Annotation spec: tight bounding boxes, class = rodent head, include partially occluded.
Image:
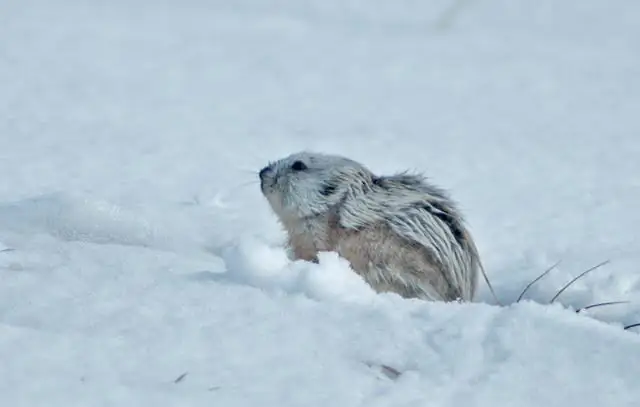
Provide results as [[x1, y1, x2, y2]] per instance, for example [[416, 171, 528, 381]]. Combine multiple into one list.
[[259, 151, 375, 220]]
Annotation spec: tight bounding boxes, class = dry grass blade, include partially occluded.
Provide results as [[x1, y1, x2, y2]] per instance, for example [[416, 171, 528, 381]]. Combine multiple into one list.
[[624, 323, 640, 331], [516, 260, 562, 303], [379, 364, 402, 380], [478, 262, 502, 306], [363, 361, 403, 380], [549, 259, 611, 304], [434, 0, 473, 31], [174, 372, 188, 384], [575, 300, 630, 313]]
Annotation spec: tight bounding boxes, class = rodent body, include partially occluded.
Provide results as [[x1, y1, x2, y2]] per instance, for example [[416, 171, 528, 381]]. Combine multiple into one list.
[[259, 151, 481, 302]]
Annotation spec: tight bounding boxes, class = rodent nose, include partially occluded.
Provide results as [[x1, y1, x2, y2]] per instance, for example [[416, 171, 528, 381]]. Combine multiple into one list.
[[259, 166, 272, 180]]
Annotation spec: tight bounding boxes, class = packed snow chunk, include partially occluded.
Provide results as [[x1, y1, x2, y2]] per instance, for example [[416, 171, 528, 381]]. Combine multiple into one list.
[[293, 251, 377, 304], [219, 235, 296, 290], [219, 237, 376, 303]]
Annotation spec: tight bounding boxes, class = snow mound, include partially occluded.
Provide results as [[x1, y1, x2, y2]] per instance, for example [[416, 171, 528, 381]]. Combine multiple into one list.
[[211, 237, 379, 304], [0, 192, 158, 247]]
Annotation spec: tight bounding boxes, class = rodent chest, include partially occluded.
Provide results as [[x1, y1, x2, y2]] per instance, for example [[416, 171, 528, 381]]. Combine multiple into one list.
[[289, 218, 336, 253]]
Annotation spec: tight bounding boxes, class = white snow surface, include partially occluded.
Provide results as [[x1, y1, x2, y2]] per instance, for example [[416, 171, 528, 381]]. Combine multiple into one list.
[[2, 0, 640, 405]]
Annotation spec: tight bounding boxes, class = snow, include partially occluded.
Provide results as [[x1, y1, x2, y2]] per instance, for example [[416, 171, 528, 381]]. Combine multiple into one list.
[[1, 0, 640, 405]]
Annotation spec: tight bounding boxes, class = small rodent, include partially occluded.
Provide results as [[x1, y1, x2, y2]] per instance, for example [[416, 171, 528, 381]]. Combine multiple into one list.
[[259, 151, 486, 302]]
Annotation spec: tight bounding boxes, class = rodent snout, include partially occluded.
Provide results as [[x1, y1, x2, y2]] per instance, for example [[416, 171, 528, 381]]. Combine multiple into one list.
[[259, 166, 272, 180], [259, 165, 274, 193]]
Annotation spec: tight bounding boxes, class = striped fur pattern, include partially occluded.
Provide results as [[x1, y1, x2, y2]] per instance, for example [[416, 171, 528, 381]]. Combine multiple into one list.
[[259, 151, 480, 302]]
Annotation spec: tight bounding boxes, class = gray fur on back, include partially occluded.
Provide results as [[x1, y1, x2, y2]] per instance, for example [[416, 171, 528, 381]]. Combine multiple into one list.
[[259, 151, 480, 302]]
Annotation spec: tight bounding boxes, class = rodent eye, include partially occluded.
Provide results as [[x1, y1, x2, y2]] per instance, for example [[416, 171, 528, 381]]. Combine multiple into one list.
[[291, 160, 308, 171]]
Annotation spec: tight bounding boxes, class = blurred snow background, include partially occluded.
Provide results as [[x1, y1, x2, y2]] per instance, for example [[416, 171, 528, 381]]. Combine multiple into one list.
[[1, 0, 639, 406]]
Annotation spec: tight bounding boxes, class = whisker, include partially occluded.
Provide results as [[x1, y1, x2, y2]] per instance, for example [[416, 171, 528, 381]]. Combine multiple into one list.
[[236, 179, 259, 189], [236, 168, 260, 175]]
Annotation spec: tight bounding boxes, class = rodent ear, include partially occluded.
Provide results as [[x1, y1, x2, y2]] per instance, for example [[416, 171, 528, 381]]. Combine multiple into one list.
[[320, 179, 339, 196]]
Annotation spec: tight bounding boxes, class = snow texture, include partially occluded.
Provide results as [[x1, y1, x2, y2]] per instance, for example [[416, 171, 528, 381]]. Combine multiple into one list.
[[1, 0, 640, 406]]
